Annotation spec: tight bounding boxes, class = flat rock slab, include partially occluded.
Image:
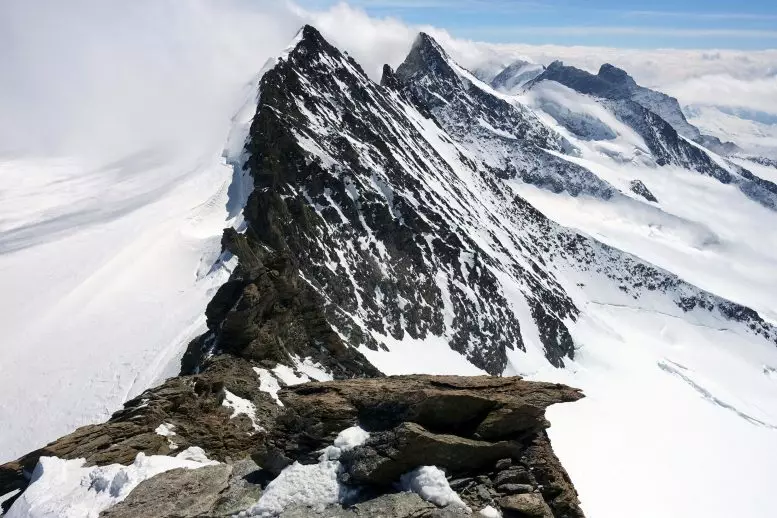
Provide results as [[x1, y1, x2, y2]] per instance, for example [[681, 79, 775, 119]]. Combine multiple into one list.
[[341, 422, 522, 486], [101, 464, 232, 518], [498, 493, 554, 518], [278, 374, 582, 440], [279, 492, 469, 517]]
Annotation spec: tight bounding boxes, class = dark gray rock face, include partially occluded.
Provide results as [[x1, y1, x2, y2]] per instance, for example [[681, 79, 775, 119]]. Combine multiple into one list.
[[532, 61, 633, 100], [395, 36, 614, 201], [188, 232, 382, 380], [628, 179, 657, 202], [241, 26, 584, 372], [530, 62, 694, 139]]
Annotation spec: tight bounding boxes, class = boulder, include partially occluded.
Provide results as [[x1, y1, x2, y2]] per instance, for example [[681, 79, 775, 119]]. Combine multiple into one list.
[[340, 422, 521, 485], [498, 493, 553, 518], [100, 464, 233, 518], [209, 459, 264, 516], [278, 492, 469, 517]]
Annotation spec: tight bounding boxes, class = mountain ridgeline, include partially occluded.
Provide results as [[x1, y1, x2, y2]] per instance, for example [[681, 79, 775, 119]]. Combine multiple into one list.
[[4, 25, 777, 518], [222, 26, 777, 375]]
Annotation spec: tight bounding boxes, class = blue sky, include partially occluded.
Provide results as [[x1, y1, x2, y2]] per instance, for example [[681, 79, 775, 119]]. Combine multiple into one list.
[[300, 0, 777, 49]]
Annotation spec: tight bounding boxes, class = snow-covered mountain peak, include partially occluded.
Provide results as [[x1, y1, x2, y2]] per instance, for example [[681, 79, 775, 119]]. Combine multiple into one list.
[[527, 58, 746, 157], [530, 60, 634, 99], [394, 32, 462, 94], [490, 59, 545, 94]]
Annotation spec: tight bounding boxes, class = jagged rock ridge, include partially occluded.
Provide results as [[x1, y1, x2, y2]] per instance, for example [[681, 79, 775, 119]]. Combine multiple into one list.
[[237, 25, 777, 378], [526, 60, 777, 209], [4, 24, 777, 518]]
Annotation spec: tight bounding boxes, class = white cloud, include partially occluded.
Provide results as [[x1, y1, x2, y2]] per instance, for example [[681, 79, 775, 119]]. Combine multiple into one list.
[[0, 0, 302, 160], [664, 75, 777, 114], [1, 0, 775, 163]]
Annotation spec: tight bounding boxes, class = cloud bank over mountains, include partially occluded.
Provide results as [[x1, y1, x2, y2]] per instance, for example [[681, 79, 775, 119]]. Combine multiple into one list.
[[0, 0, 774, 162]]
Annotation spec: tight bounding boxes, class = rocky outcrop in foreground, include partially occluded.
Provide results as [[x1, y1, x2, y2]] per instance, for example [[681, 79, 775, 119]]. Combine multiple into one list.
[[266, 375, 585, 517], [2, 372, 583, 517]]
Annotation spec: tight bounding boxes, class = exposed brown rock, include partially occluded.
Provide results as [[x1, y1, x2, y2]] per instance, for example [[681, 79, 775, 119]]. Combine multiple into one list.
[[499, 493, 554, 518], [519, 432, 585, 518], [252, 374, 585, 517], [100, 464, 233, 518], [341, 422, 522, 485]]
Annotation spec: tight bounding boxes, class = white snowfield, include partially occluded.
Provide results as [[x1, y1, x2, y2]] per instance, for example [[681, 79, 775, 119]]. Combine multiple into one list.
[[0, 75, 260, 463], [508, 85, 777, 517]]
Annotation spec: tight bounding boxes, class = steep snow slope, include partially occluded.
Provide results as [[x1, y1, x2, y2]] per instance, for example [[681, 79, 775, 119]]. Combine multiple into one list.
[[0, 78, 261, 463], [235, 27, 777, 517], [507, 60, 777, 518], [0, 155, 233, 463], [686, 104, 777, 159], [518, 79, 777, 323]]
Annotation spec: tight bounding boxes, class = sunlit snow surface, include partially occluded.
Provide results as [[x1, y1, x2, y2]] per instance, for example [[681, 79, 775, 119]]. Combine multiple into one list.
[[506, 83, 777, 518], [240, 426, 369, 517]]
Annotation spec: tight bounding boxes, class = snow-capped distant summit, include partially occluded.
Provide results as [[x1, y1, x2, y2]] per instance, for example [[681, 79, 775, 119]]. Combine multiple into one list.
[[527, 58, 742, 156], [490, 59, 544, 94]]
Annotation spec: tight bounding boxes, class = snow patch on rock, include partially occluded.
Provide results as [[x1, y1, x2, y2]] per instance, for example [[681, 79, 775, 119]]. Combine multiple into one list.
[[478, 505, 503, 517], [5, 447, 217, 518], [271, 364, 310, 386], [241, 426, 369, 516], [400, 465, 466, 508], [222, 390, 263, 431], [253, 367, 284, 406], [154, 422, 178, 449]]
